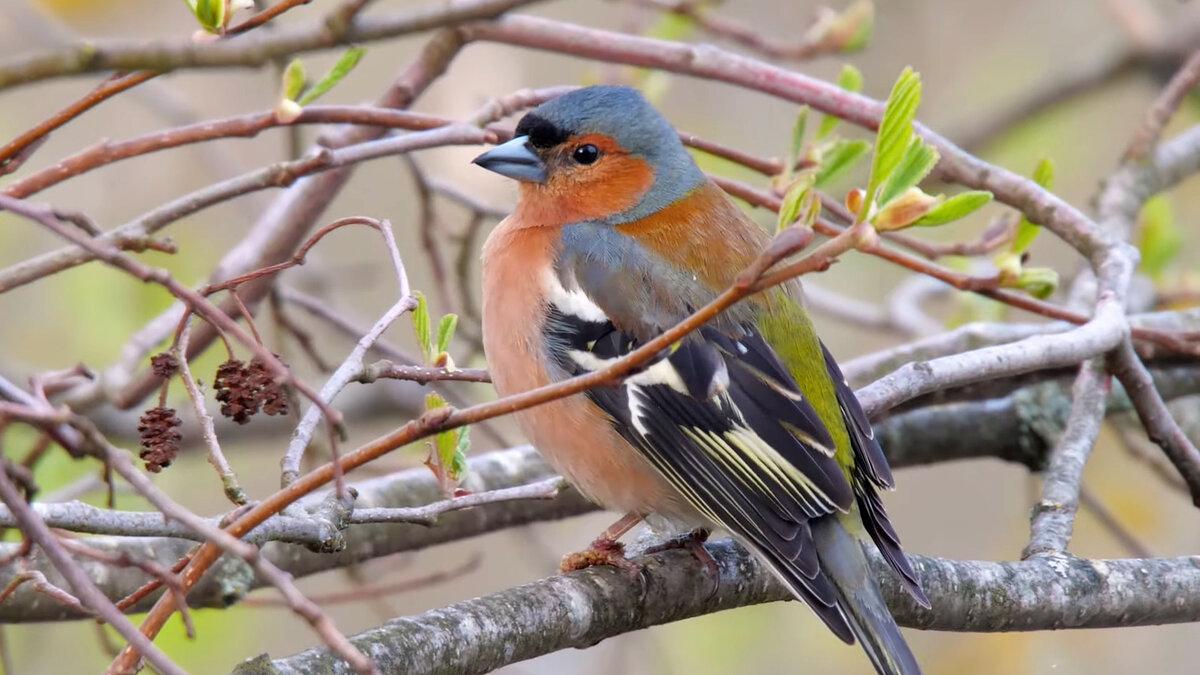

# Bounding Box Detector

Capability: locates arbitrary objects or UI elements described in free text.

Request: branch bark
[232,540,1200,675]
[2,362,1197,622]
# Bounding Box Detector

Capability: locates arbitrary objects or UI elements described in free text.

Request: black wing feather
[822,343,930,608]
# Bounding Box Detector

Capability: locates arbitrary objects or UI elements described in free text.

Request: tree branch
[233,540,1200,675]
[0,0,544,91]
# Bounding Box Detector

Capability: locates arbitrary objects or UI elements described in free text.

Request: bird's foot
[644,527,718,576]
[559,537,641,577]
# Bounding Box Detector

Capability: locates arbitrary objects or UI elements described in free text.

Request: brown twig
[0,71,157,169]
[3,105,455,200]
[713,175,1200,357]
[0,464,188,675]
[227,0,315,35]
[1124,49,1200,161]
[243,554,481,607]
[626,0,867,61]
[1109,340,1200,504]
[0,194,346,444]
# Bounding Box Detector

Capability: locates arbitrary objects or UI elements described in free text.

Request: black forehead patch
[515,113,570,149]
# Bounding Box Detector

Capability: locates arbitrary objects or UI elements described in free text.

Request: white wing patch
[542,268,610,323]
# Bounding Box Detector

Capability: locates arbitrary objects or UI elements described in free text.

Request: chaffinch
[473,85,930,675]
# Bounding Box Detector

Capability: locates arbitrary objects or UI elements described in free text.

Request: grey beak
[472,136,547,183]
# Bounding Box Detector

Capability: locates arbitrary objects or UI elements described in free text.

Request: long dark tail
[810,517,921,675]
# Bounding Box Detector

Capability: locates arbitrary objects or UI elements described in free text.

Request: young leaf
[787,107,810,177]
[281,59,306,102]
[449,426,470,482]
[865,67,921,219]
[837,63,864,93]
[297,47,366,105]
[1011,158,1054,253]
[776,172,815,232]
[435,314,459,355]
[814,139,870,187]
[912,190,993,226]
[412,291,431,363]
[826,1,874,52]
[876,138,939,206]
[816,64,864,139]
[872,187,941,231]
[1014,266,1059,299]
[1136,194,1182,280]
[193,0,226,32]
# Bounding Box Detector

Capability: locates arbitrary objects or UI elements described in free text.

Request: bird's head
[473,86,705,226]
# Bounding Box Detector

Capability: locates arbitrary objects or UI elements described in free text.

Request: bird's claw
[559,537,641,578]
[644,527,719,576]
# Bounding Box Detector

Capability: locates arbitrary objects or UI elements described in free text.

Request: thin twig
[1124,49,1200,161]
[1023,359,1111,558]
[1109,340,1200,504]
[357,361,491,385]
[244,554,481,607]
[0,467,188,675]
[175,319,247,505]
[349,476,564,525]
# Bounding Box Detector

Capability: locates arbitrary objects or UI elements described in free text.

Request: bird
[473,85,930,675]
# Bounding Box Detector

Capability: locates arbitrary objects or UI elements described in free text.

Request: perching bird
[473,85,930,675]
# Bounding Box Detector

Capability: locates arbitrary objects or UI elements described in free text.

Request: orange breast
[480,219,687,517]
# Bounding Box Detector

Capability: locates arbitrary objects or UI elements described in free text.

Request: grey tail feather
[811,518,922,675]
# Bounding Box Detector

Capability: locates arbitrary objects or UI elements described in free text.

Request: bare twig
[1125,49,1200,161]
[0,0,545,90]
[175,319,247,505]
[349,476,564,525]
[0,466,188,675]
[280,217,414,487]
[356,361,491,385]
[1023,359,1111,558]
[243,555,481,607]
[1110,341,1200,503]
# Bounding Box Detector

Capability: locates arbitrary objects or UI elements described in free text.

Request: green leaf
[872,187,941,231]
[876,138,939,206]
[448,426,470,482]
[776,172,815,232]
[912,190,993,226]
[643,9,695,42]
[814,139,870,187]
[826,1,874,52]
[412,291,431,363]
[865,67,921,220]
[837,63,865,93]
[297,47,365,105]
[1014,266,1059,299]
[816,64,863,139]
[281,59,306,102]
[435,314,458,355]
[193,0,226,32]
[787,107,809,176]
[1136,194,1183,280]
[1012,158,1054,253]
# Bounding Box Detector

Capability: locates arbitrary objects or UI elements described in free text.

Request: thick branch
[3,362,1198,622]
[233,540,1200,675]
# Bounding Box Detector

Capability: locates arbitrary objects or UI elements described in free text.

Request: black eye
[572,144,599,165]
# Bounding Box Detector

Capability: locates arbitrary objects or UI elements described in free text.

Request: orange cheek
[516,155,655,226]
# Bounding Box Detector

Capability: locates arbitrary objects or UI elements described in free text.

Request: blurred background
[1,0,1199,672]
